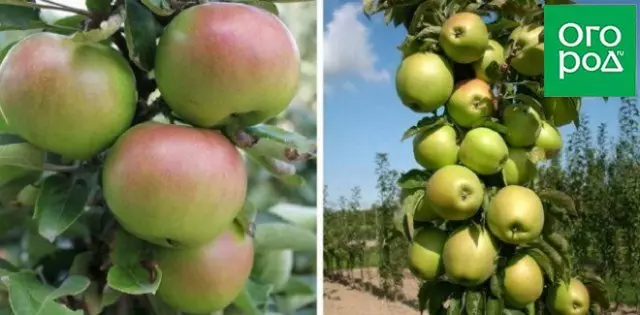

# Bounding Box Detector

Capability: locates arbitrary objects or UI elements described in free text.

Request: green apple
[459,127,509,175]
[396,52,454,113]
[503,104,542,147]
[0,32,136,160]
[155,223,254,314]
[446,78,495,128]
[408,226,447,280]
[547,278,591,315]
[502,254,544,308]
[425,165,484,220]
[509,25,544,76]
[155,2,300,128]
[439,12,489,64]
[543,98,580,127]
[487,185,544,244]
[413,124,458,170]
[473,40,505,82]
[443,224,498,287]
[503,148,536,185]
[102,122,247,248]
[536,121,563,158]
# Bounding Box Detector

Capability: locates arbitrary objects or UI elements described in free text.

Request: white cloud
[324,3,389,82]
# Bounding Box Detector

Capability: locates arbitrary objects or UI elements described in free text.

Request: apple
[503,104,542,147]
[439,12,489,64]
[413,124,458,170]
[536,121,563,158]
[155,223,254,314]
[503,148,536,185]
[547,278,591,315]
[396,52,454,113]
[425,165,484,221]
[443,224,498,287]
[502,254,544,308]
[155,2,300,128]
[509,25,544,76]
[487,185,544,244]
[408,226,447,280]
[102,122,247,248]
[473,40,505,82]
[446,79,495,128]
[543,98,580,127]
[459,127,509,175]
[0,32,137,160]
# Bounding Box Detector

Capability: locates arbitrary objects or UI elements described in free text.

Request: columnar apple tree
[0,0,316,314]
[363,0,611,314]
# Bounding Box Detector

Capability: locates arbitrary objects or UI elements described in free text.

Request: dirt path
[323,268,421,315]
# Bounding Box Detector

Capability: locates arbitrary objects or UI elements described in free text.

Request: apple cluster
[396,12,590,315]
[0,2,300,314]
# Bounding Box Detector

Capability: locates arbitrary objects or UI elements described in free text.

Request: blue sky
[323,0,640,207]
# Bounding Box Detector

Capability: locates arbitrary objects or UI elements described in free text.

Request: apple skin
[473,40,505,82]
[102,122,247,248]
[413,124,458,170]
[503,104,542,148]
[459,127,509,175]
[503,148,536,185]
[0,32,136,160]
[443,224,498,287]
[536,121,563,158]
[155,223,254,314]
[502,254,544,308]
[487,185,544,245]
[547,278,591,315]
[446,79,495,128]
[408,226,448,280]
[439,12,489,64]
[426,165,484,221]
[155,2,300,128]
[509,25,544,76]
[543,98,580,127]
[396,52,454,113]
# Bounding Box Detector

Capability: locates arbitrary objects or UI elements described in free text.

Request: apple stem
[10,0,93,17]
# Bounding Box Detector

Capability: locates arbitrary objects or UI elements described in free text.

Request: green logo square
[544,4,637,97]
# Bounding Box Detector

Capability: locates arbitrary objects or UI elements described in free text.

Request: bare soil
[323,268,640,315]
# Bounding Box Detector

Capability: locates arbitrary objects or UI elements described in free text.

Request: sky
[323,0,640,207]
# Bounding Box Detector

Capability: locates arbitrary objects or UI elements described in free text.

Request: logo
[544,5,637,97]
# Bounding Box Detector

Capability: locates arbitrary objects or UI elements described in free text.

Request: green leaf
[401,116,446,141]
[52,15,86,29]
[545,233,569,254]
[86,0,111,15]
[241,124,316,161]
[232,279,273,315]
[106,264,161,295]
[537,190,577,216]
[68,252,93,277]
[582,273,610,310]
[244,149,306,187]
[0,2,45,31]
[399,188,423,241]
[110,229,146,266]
[0,142,45,170]
[515,94,545,119]
[464,290,484,315]
[446,294,462,315]
[429,281,455,315]
[529,238,570,284]
[418,281,435,313]
[235,201,257,238]
[397,168,430,189]
[503,309,527,315]
[235,0,279,15]
[525,303,535,315]
[2,271,89,315]
[99,285,121,308]
[489,273,502,299]
[145,294,176,315]
[485,296,503,315]
[124,0,161,71]
[522,248,555,282]
[34,175,90,242]
[473,118,509,134]
[268,203,316,231]
[485,61,504,82]
[140,0,174,16]
[71,9,123,44]
[281,275,315,295]
[254,222,316,252]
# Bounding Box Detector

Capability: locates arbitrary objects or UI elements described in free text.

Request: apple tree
[362,0,611,314]
[0,0,317,314]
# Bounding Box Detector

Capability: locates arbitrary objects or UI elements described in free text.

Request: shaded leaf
[537,190,577,216]
[489,273,502,299]
[402,116,446,141]
[237,0,279,15]
[446,293,462,315]
[523,247,555,281]
[110,229,146,266]
[86,0,111,15]
[0,2,45,31]
[485,296,504,315]
[397,168,430,189]
[515,94,545,119]
[545,233,570,254]
[106,264,161,295]
[529,238,570,284]
[232,280,273,315]
[418,281,435,313]
[0,142,45,170]
[582,273,610,311]
[236,201,258,237]
[34,175,90,242]
[464,290,484,315]
[140,0,174,16]
[399,189,424,241]
[124,0,161,71]
[241,124,316,161]
[71,9,123,44]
